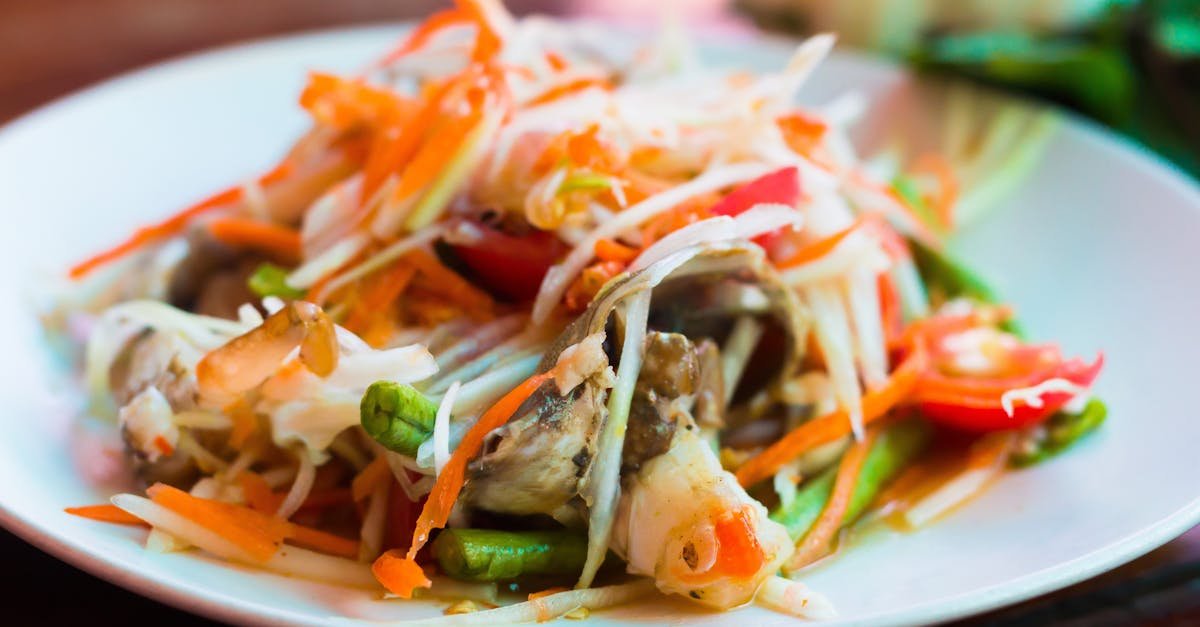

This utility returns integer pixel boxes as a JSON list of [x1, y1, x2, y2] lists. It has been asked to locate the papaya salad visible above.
[[50, 0, 1105, 622]]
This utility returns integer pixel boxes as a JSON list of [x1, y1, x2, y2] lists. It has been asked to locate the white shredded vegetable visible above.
[[433, 380, 461, 476], [756, 576, 837, 620], [720, 316, 764, 403], [533, 162, 773, 323], [1001, 378, 1090, 418], [578, 290, 651, 589], [804, 282, 865, 440], [631, 203, 802, 271], [276, 450, 316, 519]]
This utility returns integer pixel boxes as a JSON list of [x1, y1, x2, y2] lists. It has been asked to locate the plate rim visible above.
[[3, 21, 1200, 627]]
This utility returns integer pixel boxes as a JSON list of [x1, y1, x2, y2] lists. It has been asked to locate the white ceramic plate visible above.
[[1, 23, 1199, 627]]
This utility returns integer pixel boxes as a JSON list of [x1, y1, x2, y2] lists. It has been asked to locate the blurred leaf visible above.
[[912, 32, 1137, 124]]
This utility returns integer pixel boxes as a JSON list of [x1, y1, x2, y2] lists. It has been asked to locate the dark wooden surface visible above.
[[3, 1, 1198, 625]]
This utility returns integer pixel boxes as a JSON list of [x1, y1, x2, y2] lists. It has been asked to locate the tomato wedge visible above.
[[708, 166, 801, 250], [917, 354, 1102, 431], [449, 220, 568, 302]]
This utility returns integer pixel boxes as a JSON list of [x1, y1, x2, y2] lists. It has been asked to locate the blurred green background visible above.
[[738, 0, 1200, 177]]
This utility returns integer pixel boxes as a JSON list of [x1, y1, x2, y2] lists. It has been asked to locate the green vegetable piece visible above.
[[247, 263, 305, 299], [433, 529, 589, 582], [908, 238, 1024, 337], [911, 31, 1136, 124], [558, 173, 613, 195], [1011, 398, 1108, 467], [360, 381, 439, 457], [770, 420, 930, 541], [891, 175, 942, 231]]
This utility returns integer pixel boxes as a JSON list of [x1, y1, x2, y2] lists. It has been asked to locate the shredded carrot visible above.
[[299, 72, 412, 131], [593, 238, 638, 264], [913, 154, 959, 230], [67, 160, 291, 279], [207, 218, 303, 265], [148, 483, 360, 560], [457, 0, 503, 63], [877, 272, 903, 346], [374, 369, 556, 598], [776, 215, 870, 269], [544, 50, 568, 72], [375, 8, 469, 67], [777, 111, 829, 157], [526, 77, 611, 107], [528, 587, 569, 601], [287, 523, 360, 559], [639, 201, 712, 246], [352, 456, 393, 503], [359, 84, 446, 205], [564, 260, 625, 312], [735, 344, 929, 487], [387, 109, 482, 209], [373, 549, 432, 598], [240, 472, 285, 514], [147, 483, 286, 562], [242, 472, 353, 515], [152, 436, 175, 457], [65, 504, 148, 527], [405, 250, 495, 315], [344, 263, 416, 340], [786, 430, 878, 570]]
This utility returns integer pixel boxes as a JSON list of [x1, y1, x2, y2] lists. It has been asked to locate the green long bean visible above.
[[433, 529, 588, 582], [770, 420, 930, 541]]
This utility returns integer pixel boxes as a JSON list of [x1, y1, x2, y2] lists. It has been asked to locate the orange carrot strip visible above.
[[374, 369, 555, 598], [786, 430, 877, 570], [544, 50, 568, 71], [344, 263, 416, 339], [68, 161, 291, 279], [526, 77, 610, 107], [373, 549, 432, 597], [593, 238, 638, 264], [735, 345, 929, 487], [777, 111, 828, 157], [287, 523, 360, 559], [147, 483, 286, 562], [352, 456, 393, 503], [208, 218, 303, 265], [528, 587, 569, 601], [405, 250, 494, 314], [375, 8, 469, 67], [65, 504, 148, 527], [240, 472, 286, 515], [776, 215, 869, 269], [387, 109, 481, 207], [457, 0, 503, 63], [359, 86, 445, 205]]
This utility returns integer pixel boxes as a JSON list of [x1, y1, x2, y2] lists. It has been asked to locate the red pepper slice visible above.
[[449, 220, 568, 302], [707, 166, 801, 250]]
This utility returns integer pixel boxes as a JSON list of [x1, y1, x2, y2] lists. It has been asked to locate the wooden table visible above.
[[2, 1, 1196, 624]]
